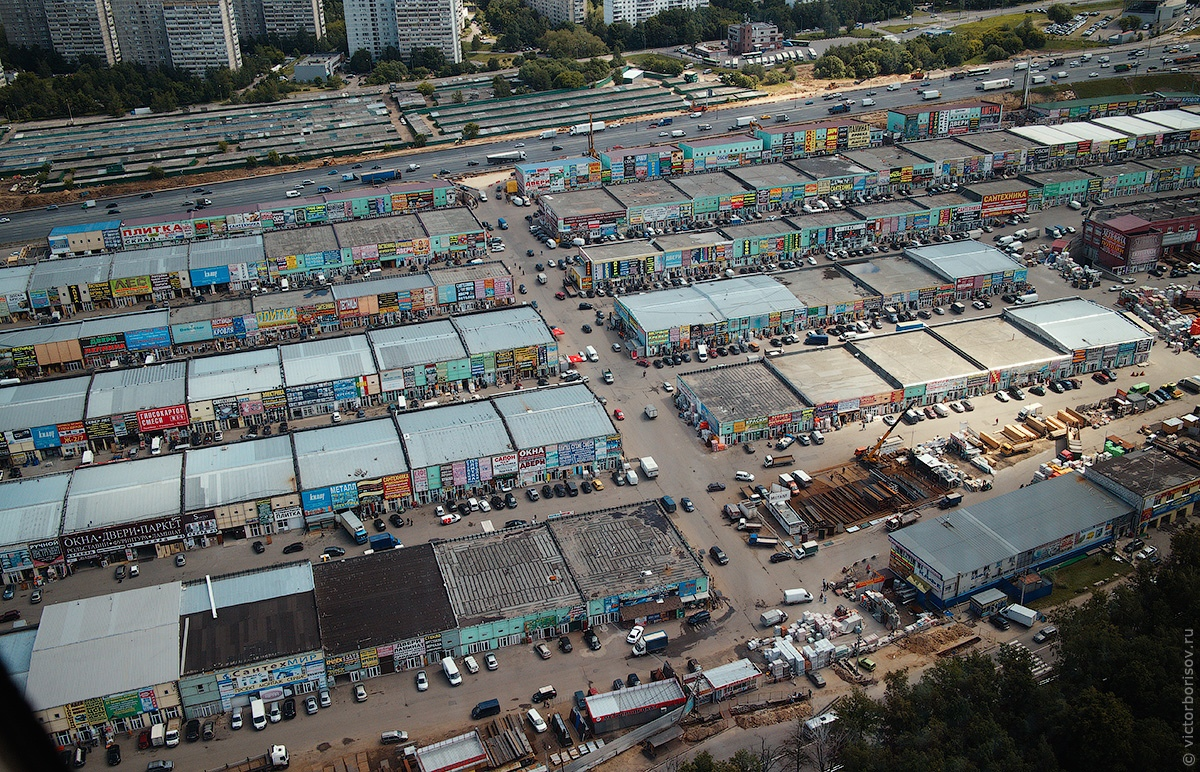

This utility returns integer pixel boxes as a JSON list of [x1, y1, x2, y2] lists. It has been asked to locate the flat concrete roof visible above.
[[333, 213, 426, 245], [680, 362, 803, 422], [433, 525, 581, 625], [263, 226, 339, 258], [1022, 169, 1096, 185], [548, 502, 704, 601], [852, 330, 984, 387], [960, 131, 1035, 154], [543, 188, 625, 219], [771, 346, 896, 404], [791, 155, 871, 181], [728, 163, 813, 189], [583, 240, 658, 263], [654, 230, 730, 253], [787, 265, 876, 308], [720, 220, 798, 240], [608, 179, 690, 208], [418, 207, 482, 236], [966, 178, 1033, 197], [669, 171, 747, 199], [922, 191, 975, 210], [843, 146, 929, 172], [428, 262, 511, 287], [851, 199, 927, 219], [931, 316, 1062, 370], [906, 138, 983, 163]]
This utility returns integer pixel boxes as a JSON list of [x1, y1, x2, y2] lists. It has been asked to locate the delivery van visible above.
[[472, 698, 502, 719], [151, 436, 162, 455], [442, 656, 463, 686], [697, 343, 708, 362], [250, 697, 267, 730], [585, 345, 599, 362], [537, 272, 548, 285]]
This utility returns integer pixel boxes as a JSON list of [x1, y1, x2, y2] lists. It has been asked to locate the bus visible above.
[[807, 47, 818, 61], [967, 67, 992, 76]]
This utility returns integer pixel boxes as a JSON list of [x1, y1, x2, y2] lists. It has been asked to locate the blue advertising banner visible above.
[[190, 266, 231, 287], [125, 327, 171, 351], [301, 488, 332, 513], [32, 425, 60, 449], [330, 482, 359, 509], [332, 379, 360, 400]]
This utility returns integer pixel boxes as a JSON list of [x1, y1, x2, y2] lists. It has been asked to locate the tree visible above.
[[147, 165, 166, 180], [1046, 4, 1072, 23], [814, 53, 847, 79], [411, 134, 428, 148], [984, 44, 1009, 61], [244, 156, 259, 169], [553, 70, 586, 89], [1119, 15, 1141, 31], [462, 122, 480, 139], [492, 75, 512, 97], [452, 90, 465, 103], [416, 81, 436, 98], [411, 47, 446, 72], [349, 48, 373, 73], [486, 57, 501, 71], [266, 150, 282, 166]]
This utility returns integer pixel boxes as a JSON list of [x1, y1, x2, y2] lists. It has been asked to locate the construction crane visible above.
[[854, 402, 916, 465]]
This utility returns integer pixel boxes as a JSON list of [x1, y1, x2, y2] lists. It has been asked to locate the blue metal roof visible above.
[[49, 220, 121, 236]]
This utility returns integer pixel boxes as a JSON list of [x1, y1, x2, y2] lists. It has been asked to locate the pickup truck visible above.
[[763, 454, 795, 468]]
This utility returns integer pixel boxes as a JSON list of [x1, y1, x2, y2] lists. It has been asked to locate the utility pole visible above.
[[1021, 54, 1032, 108]]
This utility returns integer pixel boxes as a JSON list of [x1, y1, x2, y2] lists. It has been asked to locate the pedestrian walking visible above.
[[642, 370, 646, 378]]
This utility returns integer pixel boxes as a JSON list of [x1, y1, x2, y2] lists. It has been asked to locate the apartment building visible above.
[[0, 0, 54, 51], [395, 0, 462, 63], [161, 0, 242, 74], [727, 22, 782, 55], [603, 0, 707, 26], [523, 0, 584, 25], [345, 0, 398, 58], [109, 0, 172, 67], [262, 0, 325, 38], [43, 0, 121, 65]]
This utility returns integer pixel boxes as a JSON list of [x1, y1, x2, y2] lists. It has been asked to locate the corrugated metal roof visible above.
[[1139, 108, 1200, 131], [0, 264, 34, 297], [1091, 115, 1170, 139], [29, 254, 112, 291], [0, 321, 84, 348], [702, 274, 804, 320], [1051, 122, 1128, 143], [453, 307, 553, 353], [369, 321, 465, 372], [585, 678, 686, 721], [1009, 125, 1077, 147], [890, 473, 1129, 581], [702, 658, 760, 689], [1005, 297, 1152, 351], [330, 272, 433, 299], [179, 562, 314, 616], [64, 455, 183, 531], [0, 628, 38, 694], [25, 582, 180, 711], [86, 362, 188, 419], [80, 309, 170, 338], [184, 435, 296, 510], [907, 240, 1023, 281], [0, 376, 89, 433], [187, 349, 283, 402], [414, 731, 489, 772], [494, 384, 614, 448], [620, 275, 799, 333], [110, 244, 190, 279], [293, 418, 407, 490], [280, 335, 378, 387], [0, 474, 69, 547], [188, 235, 265, 269], [397, 401, 512, 469]]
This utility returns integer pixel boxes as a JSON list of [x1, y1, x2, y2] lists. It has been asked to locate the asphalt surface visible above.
[[10, 191, 1191, 771]]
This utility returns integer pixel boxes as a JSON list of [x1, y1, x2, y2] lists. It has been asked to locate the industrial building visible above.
[[1083, 447, 1200, 530], [1082, 197, 1200, 273], [584, 679, 687, 734], [888, 472, 1133, 607], [184, 434, 300, 537], [0, 474, 71, 587], [294, 418, 408, 524]]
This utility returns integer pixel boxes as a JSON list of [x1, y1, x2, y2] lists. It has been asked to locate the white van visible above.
[[250, 697, 267, 730], [442, 656, 463, 686], [697, 343, 708, 362], [585, 345, 599, 362], [1068, 200, 1082, 210], [280, 277, 289, 292], [527, 708, 548, 733], [151, 436, 163, 455], [932, 403, 949, 417], [537, 272, 548, 285]]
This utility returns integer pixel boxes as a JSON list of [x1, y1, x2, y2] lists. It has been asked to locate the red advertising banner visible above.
[[382, 473, 412, 499], [137, 404, 189, 432], [980, 189, 1028, 218]]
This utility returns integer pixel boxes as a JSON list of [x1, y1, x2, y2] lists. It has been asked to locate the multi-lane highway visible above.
[[0, 36, 1186, 247]]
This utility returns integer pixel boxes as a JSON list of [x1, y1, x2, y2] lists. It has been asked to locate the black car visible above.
[[582, 324, 592, 333], [581, 480, 593, 494], [653, 359, 664, 369], [505, 492, 518, 508], [1029, 385, 1046, 396], [709, 545, 729, 565], [578, 302, 594, 310], [467, 160, 479, 166], [1122, 538, 1145, 555], [105, 744, 121, 766], [323, 546, 346, 557], [140, 192, 154, 198], [990, 614, 1011, 631], [373, 518, 387, 532], [626, 673, 640, 687], [505, 519, 528, 528], [681, 352, 691, 362], [281, 697, 297, 720], [551, 144, 564, 151], [612, 679, 624, 691], [583, 629, 601, 650], [185, 718, 201, 742], [252, 540, 265, 554], [542, 483, 554, 499], [389, 513, 405, 528], [490, 495, 504, 510], [457, 501, 471, 516], [553, 482, 568, 498], [526, 249, 535, 257], [769, 552, 793, 563], [558, 635, 573, 653], [527, 488, 540, 502], [282, 542, 304, 554]]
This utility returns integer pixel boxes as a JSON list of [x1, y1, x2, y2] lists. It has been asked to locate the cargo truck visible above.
[[486, 150, 527, 165], [337, 510, 368, 544], [759, 609, 788, 627], [777, 472, 799, 494], [922, 90, 941, 100], [827, 103, 851, 115], [763, 454, 795, 468], [150, 723, 166, 747], [885, 511, 921, 531], [360, 169, 398, 184], [735, 518, 764, 531], [644, 404, 659, 419], [342, 173, 357, 181], [976, 78, 1012, 91], [633, 630, 668, 656], [732, 116, 755, 128], [640, 456, 659, 479], [1003, 603, 1038, 627], [747, 533, 779, 548], [938, 492, 963, 509], [800, 540, 819, 557], [1016, 402, 1043, 421], [568, 121, 606, 135], [539, 129, 558, 140], [368, 533, 400, 551]]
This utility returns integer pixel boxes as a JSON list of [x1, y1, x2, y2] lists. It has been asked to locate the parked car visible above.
[[709, 546, 729, 565], [282, 542, 304, 554], [282, 698, 296, 720], [485, 652, 499, 670], [416, 670, 429, 691], [355, 683, 368, 702], [305, 696, 318, 715], [558, 635, 573, 653], [534, 642, 552, 659], [626, 625, 645, 644], [105, 744, 121, 766], [707, 482, 727, 492], [769, 552, 792, 563], [185, 719, 201, 742], [807, 670, 826, 688], [583, 629, 602, 650], [990, 614, 1011, 631]]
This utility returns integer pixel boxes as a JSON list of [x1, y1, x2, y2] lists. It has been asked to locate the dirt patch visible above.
[[733, 702, 811, 729], [683, 720, 729, 743], [897, 622, 974, 656], [315, 742, 332, 752]]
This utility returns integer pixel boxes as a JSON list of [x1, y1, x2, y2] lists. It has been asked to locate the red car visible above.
[[1092, 372, 1110, 384], [555, 291, 566, 300], [137, 730, 151, 750], [613, 408, 625, 420], [636, 358, 650, 368]]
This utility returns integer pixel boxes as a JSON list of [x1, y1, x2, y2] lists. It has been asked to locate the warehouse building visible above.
[[280, 336, 381, 418], [1083, 447, 1200, 530], [888, 472, 1132, 608], [312, 544, 458, 679], [676, 361, 807, 448], [608, 179, 693, 231], [434, 521, 582, 653], [84, 362, 189, 453], [395, 401, 515, 505], [685, 658, 762, 704], [108, 244, 191, 308], [584, 679, 687, 734], [186, 348, 287, 436], [0, 474, 70, 586], [1004, 297, 1153, 371], [904, 241, 1027, 299], [178, 563, 325, 719], [28, 254, 113, 317], [652, 230, 734, 284], [720, 220, 803, 268], [26, 583, 183, 746], [184, 435, 300, 538], [453, 306, 556, 385], [0, 376, 89, 468], [929, 315, 1068, 389], [295, 419, 409, 525], [371, 320, 467, 406], [61, 455, 184, 565], [850, 330, 985, 405], [493, 384, 619, 485], [786, 264, 880, 327], [841, 252, 951, 309], [772, 345, 898, 427], [0, 263, 34, 323], [539, 188, 626, 239]]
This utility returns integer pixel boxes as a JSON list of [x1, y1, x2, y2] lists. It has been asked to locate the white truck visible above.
[[568, 120, 606, 135], [976, 78, 1012, 91], [640, 456, 659, 479], [922, 90, 941, 100], [539, 129, 558, 140], [644, 404, 659, 420], [1003, 603, 1038, 627], [759, 608, 788, 627], [1017, 402, 1044, 421], [732, 116, 755, 128]]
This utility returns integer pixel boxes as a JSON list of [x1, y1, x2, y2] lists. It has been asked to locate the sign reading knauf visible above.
[[190, 266, 231, 287], [32, 425, 61, 449], [301, 488, 332, 513]]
